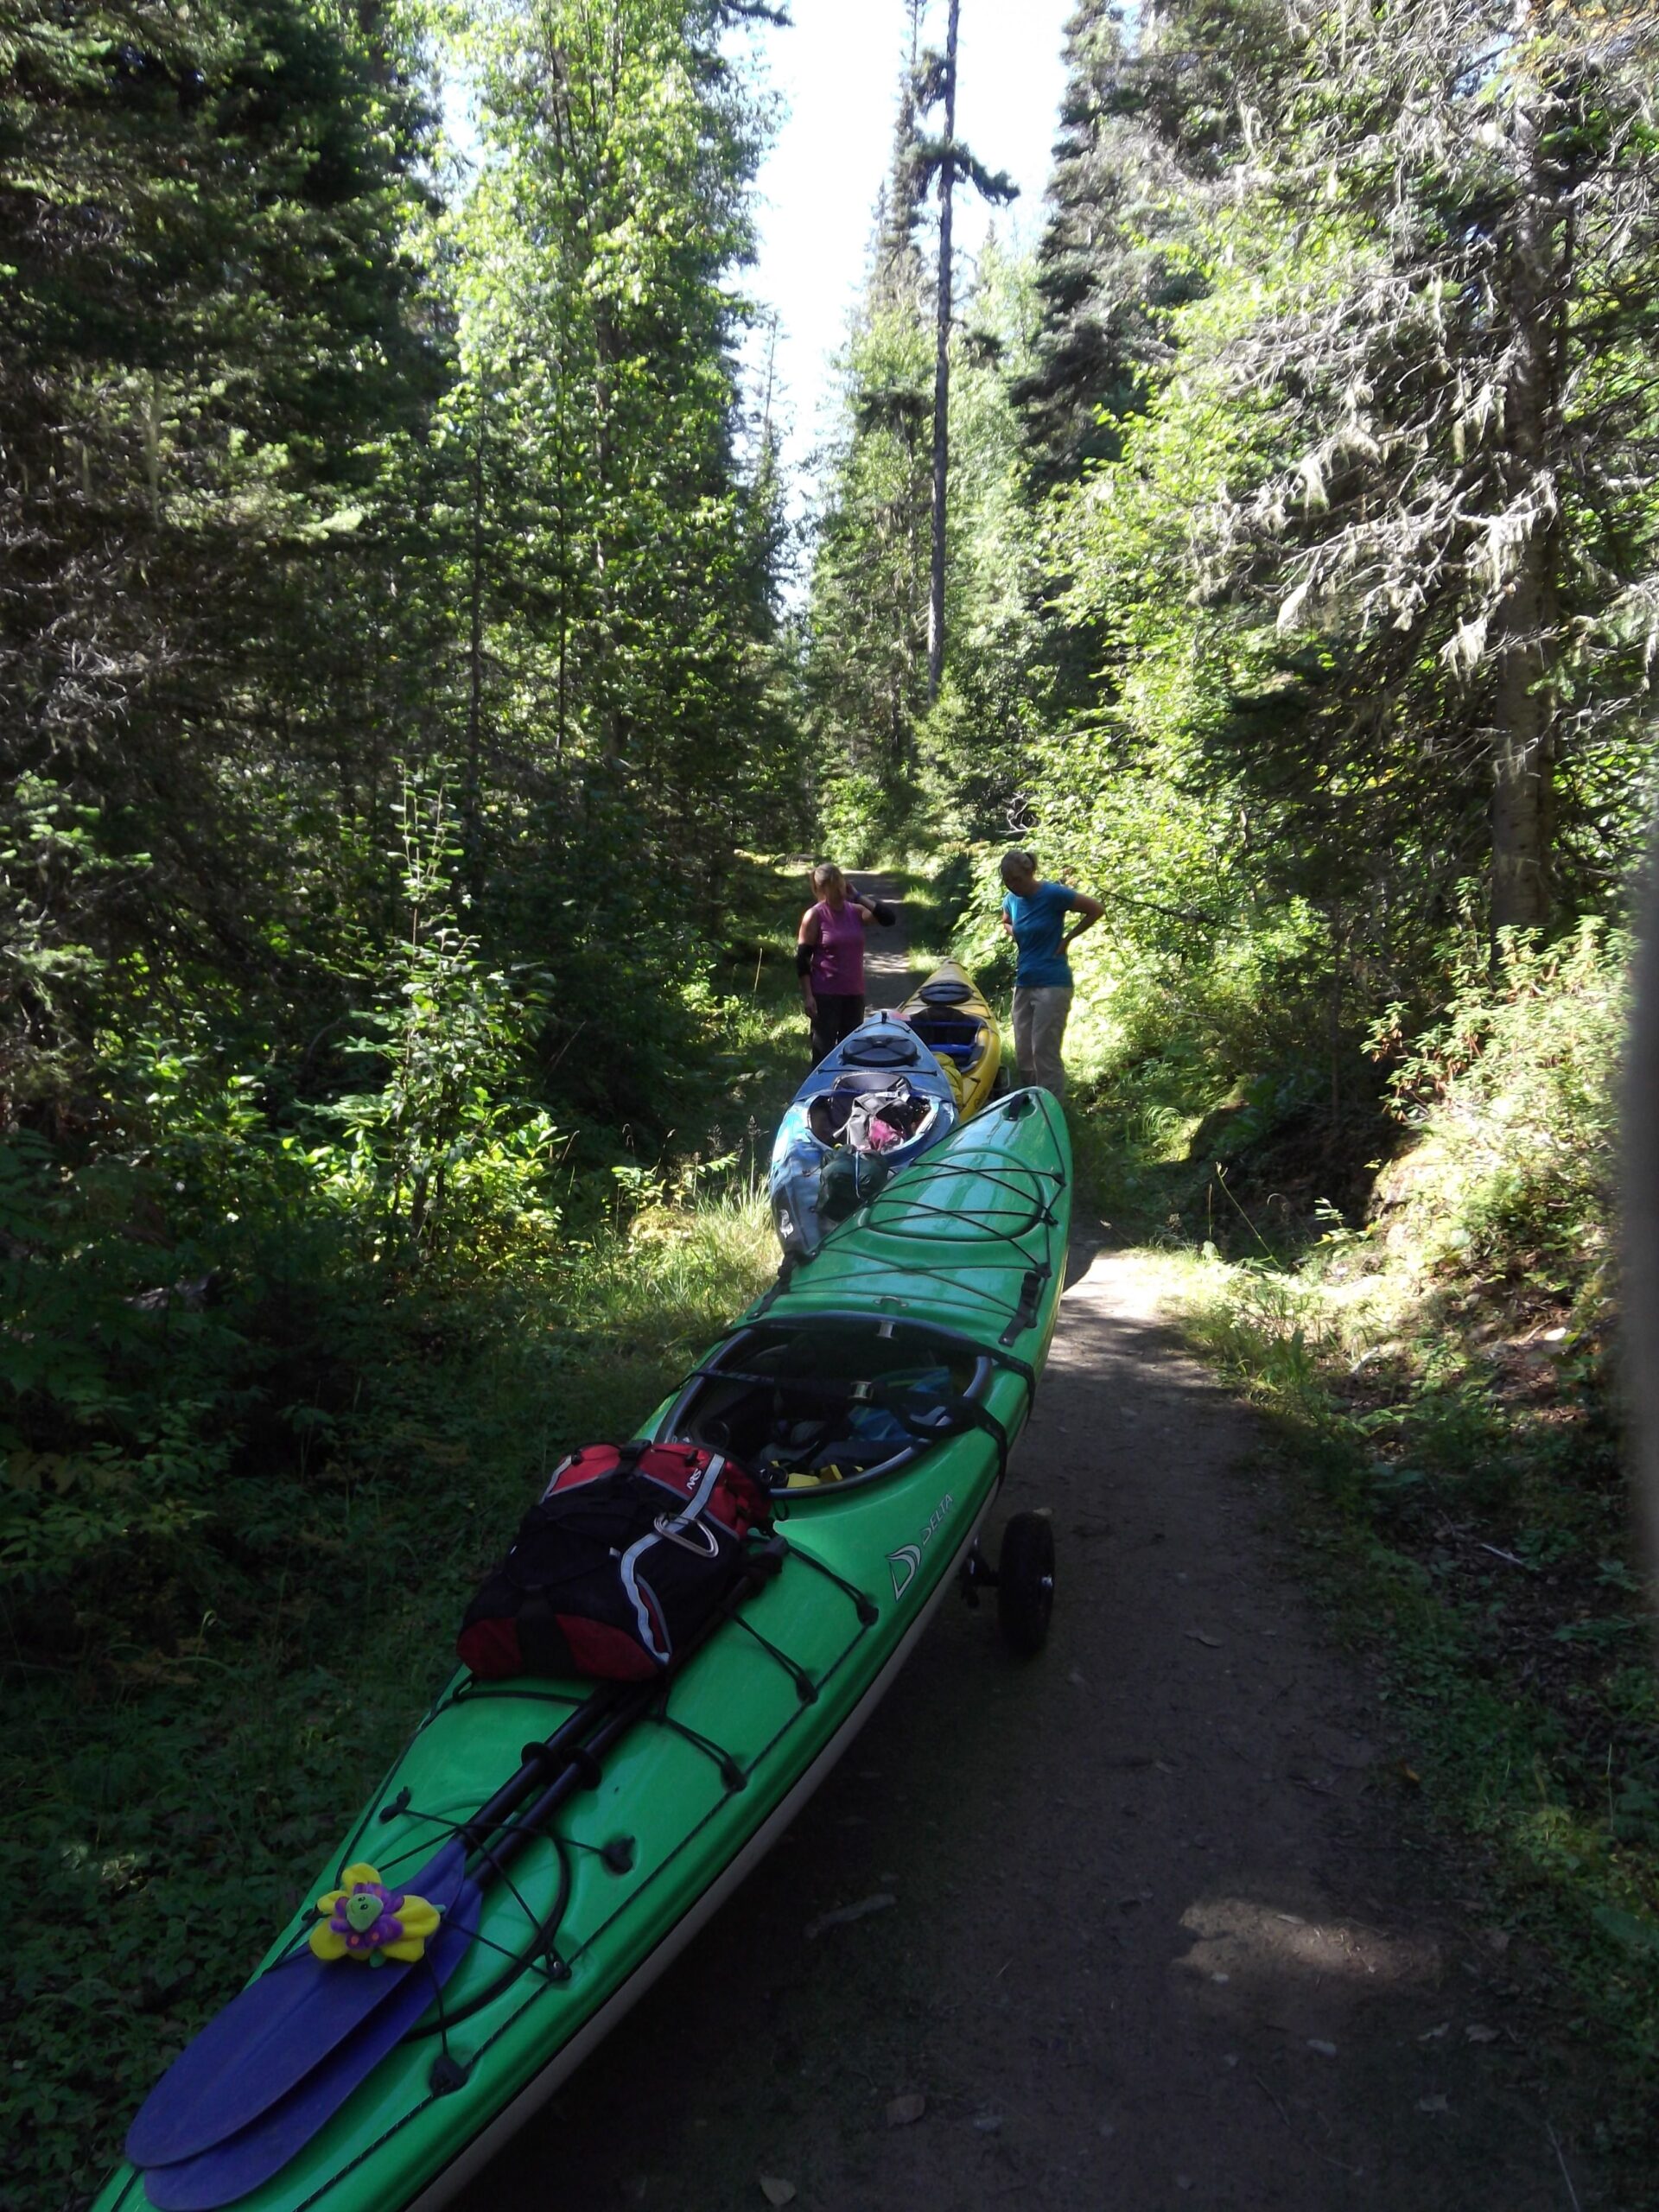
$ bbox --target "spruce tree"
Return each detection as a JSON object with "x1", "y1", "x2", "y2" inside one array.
[
  {"x1": 0, "y1": 0, "x2": 439, "y2": 1101},
  {"x1": 1201, "y1": 0, "x2": 1659, "y2": 929},
  {"x1": 802, "y1": 24, "x2": 938, "y2": 795},
  {"x1": 1014, "y1": 2, "x2": 1193, "y2": 494}
]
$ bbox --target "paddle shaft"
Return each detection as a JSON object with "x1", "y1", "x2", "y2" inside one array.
[
  {"x1": 450, "y1": 1681, "x2": 632, "y2": 1855},
  {"x1": 478, "y1": 1683, "x2": 659, "y2": 1884}
]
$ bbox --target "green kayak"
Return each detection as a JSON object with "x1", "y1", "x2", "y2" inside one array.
[{"x1": 99, "y1": 1089, "x2": 1071, "y2": 2212}]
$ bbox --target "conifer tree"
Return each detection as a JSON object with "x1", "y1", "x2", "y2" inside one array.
[
  {"x1": 0, "y1": 0, "x2": 440, "y2": 1096},
  {"x1": 1014, "y1": 2, "x2": 1192, "y2": 494},
  {"x1": 1197, "y1": 0, "x2": 1659, "y2": 930},
  {"x1": 803, "y1": 23, "x2": 937, "y2": 797},
  {"x1": 0, "y1": 0, "x2": 791, "y2": 1123}
]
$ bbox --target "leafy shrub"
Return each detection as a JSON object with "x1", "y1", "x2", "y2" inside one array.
[
  {"x1": 1366, "y1": 918, "x2": 1626, "y2": 1297},
  {"x1": 0, "y1": 1130, "x2": 246, "y2": 1599},
  {"x1": 813, "y1": 764, "x2": 914, "y2": 864}
]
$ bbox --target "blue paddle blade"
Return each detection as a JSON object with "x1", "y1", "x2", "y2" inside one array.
[
  {"x1": 125, "y1": 1838, "x2": 469, "y2": 2170},
  {"x1": 138, "y1": 1878, "x2": 484, "y2": 2211}
]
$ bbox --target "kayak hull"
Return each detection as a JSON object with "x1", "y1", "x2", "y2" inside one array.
[
  {"x1": 893, "y1": 958, "x2": 1003, "y2": 1120},
  {"x1": 99, "y1": 1093, "x2": 1071, "y2": 2212}
]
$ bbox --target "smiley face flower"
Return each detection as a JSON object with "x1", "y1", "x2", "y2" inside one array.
[{"x1": 309, "y1": 1863, "x2": 440, "y2": 1966}]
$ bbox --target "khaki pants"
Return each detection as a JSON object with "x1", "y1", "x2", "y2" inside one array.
[{"x1": 1012, "y1": 984, "x2": 1074, "y2": 1098}]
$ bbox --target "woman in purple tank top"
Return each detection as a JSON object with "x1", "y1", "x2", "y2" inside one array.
[{"x1": 796, "y1": 862, "x2": 895, "y2": 1066}]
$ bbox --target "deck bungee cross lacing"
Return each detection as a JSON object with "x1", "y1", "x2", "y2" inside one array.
[
  {"x1": 785, "y1": 1167, "x2": 1067, "y2": 1344},
  {"x1": 120, "y1": 1522, "x2": 887, "y2": 2212},
  {"x1": 770, "y1": 1089, "x2": 1069, "y2": 1307}
]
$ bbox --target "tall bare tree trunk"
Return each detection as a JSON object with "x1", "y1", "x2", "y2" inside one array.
[
  {"x1": 463, "y1": 419, "x2": 486, "y2": 889},
  {"x1": 1490, "y1": 69, "x2": 1563, "y2": 933},
  {"x1": 926, "y1": 0, "x2": 960, "y2": 705},
  {"x1": 1625, "y1": 823, "x2": 1659, "y2": 1624}
]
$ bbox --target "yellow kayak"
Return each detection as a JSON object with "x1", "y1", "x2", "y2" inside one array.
[{"x1": 893, "y1": 959, "x2": 1004, "y2": 1118}]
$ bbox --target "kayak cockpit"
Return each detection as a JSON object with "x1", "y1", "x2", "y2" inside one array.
[
  {"x1": 804, "y1": 1071, "x2": 950, "y2": 1154},
  {"x1": 655, "y1": 1317, "x2": 1002, "y2": 1494},
  {"x1": 899, "y1": 1004, "x2": 992, "y2": 1078},
  {"x1": 890, "y1": 967, "x2": 1002, "y2": 1116}
]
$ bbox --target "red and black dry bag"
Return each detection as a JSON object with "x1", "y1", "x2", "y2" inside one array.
[{"x1": 456, "y1": 1442, "x2": 772, "y2": 1682}]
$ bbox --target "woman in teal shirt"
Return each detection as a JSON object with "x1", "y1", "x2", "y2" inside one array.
[{"x1": 998, "y1": 849, "x2": 1103, "y2": 1098}]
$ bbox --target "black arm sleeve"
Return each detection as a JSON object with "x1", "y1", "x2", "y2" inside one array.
[
  {"x1": 795, "y1": 942, "x2": 815, "y2": 978},
  {"x1": 867, "y1": 899, "x2": 895, "y2": 926}
]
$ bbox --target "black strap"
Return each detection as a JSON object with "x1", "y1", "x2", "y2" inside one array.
[
  {"x1": 882, "y1": 1386, "x2": 1014, "y2": 1481},
  {"x1": 1000, "y1": 1268, "x2": 1049, "y2": 1347}
]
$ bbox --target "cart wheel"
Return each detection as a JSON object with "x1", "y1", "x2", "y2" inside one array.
[
  {"x1": 990, "y1": 1060, "x2": 1011, "y2": 1099},
  {"x1": 997, "y1": 1511, "x2": 1055, "y2": 1656}
]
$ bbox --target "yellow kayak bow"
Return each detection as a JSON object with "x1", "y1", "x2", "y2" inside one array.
[{"x1": 893, "y1": 959, "x2": 1004, "y2": 1119}]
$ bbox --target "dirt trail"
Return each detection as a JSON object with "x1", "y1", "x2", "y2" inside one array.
[
  {"x1": 463, "y1": 1254, "x2": 1588, "y2": 2212},
  {"x1": 458, "y1": 877, "x2": 1594, "y2": 2212},
  {"x1": 849, "y1": 870, "x2": 918, "y2": 1004}
]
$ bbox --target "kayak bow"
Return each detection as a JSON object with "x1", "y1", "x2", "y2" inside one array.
[
  {"x1": 893, "y1": 958, "x2": 1004, "y2": 1119},
  {"x1": 768, "y1": 1009, "x2": 958, "y2": 1259}
]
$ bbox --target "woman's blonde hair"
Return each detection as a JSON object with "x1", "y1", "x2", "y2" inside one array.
[{"x1": 811, "y1": 861, "x2": 844, "y2": 894}]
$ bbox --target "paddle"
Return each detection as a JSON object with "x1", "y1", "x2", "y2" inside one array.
[
  {"x1": 126, "y1": 1684, "x2": 628, "y2": 2170},
  {"x1": 124, "y1": 1836, "x2": 470, "y2": 2171},
  {"x1": 138, "y1": 1878, "x2": 486, "y2": 2212},
  {"x1": 135, "y1": 1685, "x2": 658, "y2": 2209}
]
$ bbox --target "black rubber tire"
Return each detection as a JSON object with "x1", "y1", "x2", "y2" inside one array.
[
  {"x1": 996, "y1": 1510, "x2": 1055, "y2": 1656},
  {"x1": 990, "y1": 1058, "x2": 1011, "y2": 1099}
]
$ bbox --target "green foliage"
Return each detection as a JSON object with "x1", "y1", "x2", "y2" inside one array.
[
  {"x1": 804, "y1": 295, "x2": 935, "y2": 805},
  {"x1": 326, "y1": 781, "x2": 556, "y2": 1257},
  {"x1": 0, "y1": 1122, "x2": 245, "y2": 1595},
  {"x1": 1365, "y1": 919, "x2": 1627, "y2": 1292},
  {"x1": 1017, "y1": 0, "x2": 1659, "y2": 989},
  {"x1": 2, "y1": 0, "x2": 445, "y2": 1112}
]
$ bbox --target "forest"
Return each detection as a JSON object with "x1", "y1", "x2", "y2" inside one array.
[{"x1": 4, "y1": 0, "x2": 1659, "y2": 2199}]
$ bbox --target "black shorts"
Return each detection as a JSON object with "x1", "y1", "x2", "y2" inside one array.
[{"x1": 809, "y1": 993, "x2": 864, "y2": 1067}]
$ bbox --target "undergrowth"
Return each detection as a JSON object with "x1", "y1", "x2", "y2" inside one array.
[{"x1": 1147, "y1": 924, "x2": 1659, "y2": 2152}]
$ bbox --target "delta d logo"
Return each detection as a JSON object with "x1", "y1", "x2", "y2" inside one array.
[
  {"x1": 887, "y1": 1545, "x2": 922, "y2": 1599},
  {"x1": 886, "y1": 1491, "x2": 956, "y2": 1599}
]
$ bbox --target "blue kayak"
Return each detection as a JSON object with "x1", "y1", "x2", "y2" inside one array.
[{"x1": 768, "y1": 1011, "x2": 959, "y2": 1260}]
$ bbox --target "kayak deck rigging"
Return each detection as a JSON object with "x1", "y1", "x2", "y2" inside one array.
[
  {"x1": 764, "y1": 1094, "x2": 1069, "y2": 1344},
  {"x1": 124, "y1": 1526, "x2": 888, "y2": 2212}
]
